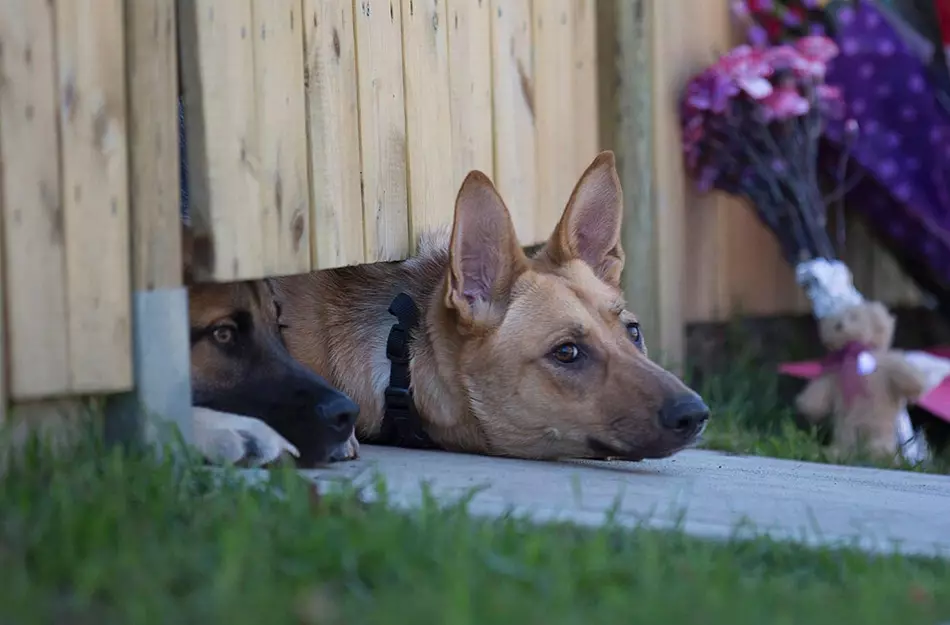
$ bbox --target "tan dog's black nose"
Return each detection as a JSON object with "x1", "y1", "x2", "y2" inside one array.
[{"x1": 659, "y1": 394, "x2": 710, "y2": 433}]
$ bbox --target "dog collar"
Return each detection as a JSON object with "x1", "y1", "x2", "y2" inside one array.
[{"x1": 377, "y1": 292, "x2": 439, "y2": 449}]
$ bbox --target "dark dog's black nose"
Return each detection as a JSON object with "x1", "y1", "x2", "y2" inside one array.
[
  {"x1": 658, "y1": 394, "x2": 710, "y2": 433},
  {"x1": 318, "y1": 395, "x2": 359, "y2": 433}
]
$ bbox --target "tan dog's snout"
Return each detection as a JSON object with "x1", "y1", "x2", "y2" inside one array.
[{"x1": 657, "y1": 393, "x2": 710, "y2": 437}]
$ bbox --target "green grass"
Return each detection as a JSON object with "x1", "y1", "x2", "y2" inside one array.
[{"x1": 2, "y1": 432, "x2": 950, "y2": 625}]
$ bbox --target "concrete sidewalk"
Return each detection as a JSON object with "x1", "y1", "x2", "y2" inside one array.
[{"x1": 296, "y1": 446, "x2": 950, "y2": 557}]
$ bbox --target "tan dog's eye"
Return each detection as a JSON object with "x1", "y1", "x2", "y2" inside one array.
[
  {"x1": 211, "y1": 325, "x2": 236, "y2": 345},
  {"x1": 552, "y1": 343, "x2": 580, "y2": 364}
]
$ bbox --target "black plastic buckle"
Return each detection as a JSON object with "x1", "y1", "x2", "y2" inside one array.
[{"x1": 384, "y1": 386, "x2": 413, "y2": 411}]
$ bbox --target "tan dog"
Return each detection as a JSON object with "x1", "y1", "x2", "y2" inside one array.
[{"x1": 264, "y1": 152, "x2": 710, "y2": 460}]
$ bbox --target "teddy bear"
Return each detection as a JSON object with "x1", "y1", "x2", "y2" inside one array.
[{"x1": 794, "y1": 300, "x2": 932, "y2": 461}]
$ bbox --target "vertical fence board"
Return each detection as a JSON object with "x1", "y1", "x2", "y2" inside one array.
[
  {"x1": 254, "y1": 0, "x2": 312, "y2": 276},
  {"x1": 178, "y1": 0, "x2": 264, "y2": 282},
  {"x1": 447, "y1": 0, "x2": 493, "y2": 188},
  {"x1": 0, "y1": 128, "x2": 5, "y2": 423},
  {"x1": 56, "y1": 0, "x2": 133, "y2": 392},
  {"x1": 676, "y1": 7, "x2": 736, "y2": 324},
  {"x1": 610, "y1": 0, "x2": 690, "y2": 364},
  {"x1": 126, "y1": 0, "x2": 182, "y2": 291},
  {"x1": 490, "y1": 0, "x2": 537, "y2": 244},
  {"x1": 871, "y1": 245, "x2": 922, "y2": 306},
  {"x1": 573, "y1": 0, "x2": 599, "y2": 173},
  {"x1": 303, "y1": 0, "x2": 365, "y2": 269},
  {"x1": 533, "y1": 0, "x2": 575, "y2": 237},
  {"x1": 401, "y1": 0, "x2": 455, "y2": 246},
  {"x1": 353, "y1": 0, "x2": 410, "y2": 262},
  {"x1": 0, "y1": 0, "x2": 71, "y2": 399}
]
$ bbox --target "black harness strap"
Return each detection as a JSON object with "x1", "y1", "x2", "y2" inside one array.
[{"x1": 379, "y1": 292, "x2": 439, "y2": 449}]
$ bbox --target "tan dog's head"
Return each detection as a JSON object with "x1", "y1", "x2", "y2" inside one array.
[
  {"x1": 442, "y1": 151, "x2": 709, "y2": 460},
  {"x1": 184, "y1": 235, "x2": 359, "y2": 466}
]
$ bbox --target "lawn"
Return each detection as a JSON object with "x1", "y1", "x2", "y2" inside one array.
[{"x1": 1, "y1": 431, "x2": 949, "y2": 625}]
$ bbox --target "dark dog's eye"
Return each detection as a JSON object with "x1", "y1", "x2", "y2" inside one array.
[
  {"x1": 211, "y1": 325, "x2": 236, "y2": 345},
  {"x1": 552, "y1": 342, "x2": 580, "y2": 364},
  {"x1": 626, "y1": 322, "x2": 642, "y2": 345}
]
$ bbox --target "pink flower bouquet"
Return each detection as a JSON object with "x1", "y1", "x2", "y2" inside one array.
[{"x1": 680, "y1": 36, "x2": 850, "y2": 263}]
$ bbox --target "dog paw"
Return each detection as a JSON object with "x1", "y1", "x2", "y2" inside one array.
[
  {"x1": 329, "y1": 431, "x2": 360, "y2": 462},
  {"x1": 193, "y1": 408, "x2": 300, "y2": 467}
]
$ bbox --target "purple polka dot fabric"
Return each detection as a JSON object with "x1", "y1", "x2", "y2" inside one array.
[{"x1": 823, "y1": 0, "x2": 950, "y2": 290}]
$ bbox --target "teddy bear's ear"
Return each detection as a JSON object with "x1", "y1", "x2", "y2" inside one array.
[{"x1": 866, "y1": 301, "x2": 896, "y2": 348}]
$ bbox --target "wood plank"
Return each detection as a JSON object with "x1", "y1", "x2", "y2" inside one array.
[
  {"x1": 648, "y1": 0, "x2": 686, "y2": 360},
  {"x1": 595, "y1": 0, "x2": 618, "y2": 153},
  {"x1": 871, "y1": 242, "x2": 923, "y2": 306},
  {"x1": 612, "y1": 0, "x2": 660, "y2": 346},
  {"x1": 353, "y1": 0, "x2": 410, "y2": 262},
  {"x1": 844, "y1": 213, "x2": 876, "y2": 298},
  {"x1": 490, "y1": 0, "x2": 537, "y2": 244},
  {"x1": 722, "y1": 206, "x2": 790, "y2": 317},
  {"x1": 125, "y1": 0, "x2": 183, "y2": 291},
  {"x1": 254, "y1": 0, "x2": 312, "y2": 275},
  {"x1": 178, "y1": 0, "x2": 264, "y2": 282},
  {"x1": 533, "y1": 0, "x2": 576, "y2": 237},
  {"x1": 0, "y1": 119, "x2": 5, "y2": 424},
  {"x1": 401, "y1": 0, "x2": 455, "y2": 246},
  {"x1": 612, "y1": 0, "x2": 689, "y2": 364},
  {"x1": 302, "y1": 0, "x2": 365, "y2": 269},
  {"x1": 447, "y1": 0, "x2": 493, "y2": 187},
  {"x1": 573, "y1": 0, "x2": 599, "y2": 172},
  {"x1": 55, "y1": 0, "x2": 133, "y2": 393},
  {"x1": 1, "y1": 399, "x2": 94, "y2": 468},
  {"x1": 0, "y1": 0, "x2": 71, "y2": 399},
  {"x1": 672, "y1": 3, "x2": 736, "y2": 324}
]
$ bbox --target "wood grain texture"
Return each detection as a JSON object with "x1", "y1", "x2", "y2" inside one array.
[
  {"x1": 125, "y1": 0, "x2": 183, "y2": 291},
  {"x1": 612, "y1": 0, "x2": 691, "y2": 364},
  {"x1": 533, "y1": 0, "x2": 576, "y2": 238},
  {"x1": 0, "y1": 110, "x2": 5, "y2": 423},
  {"x1": 447, "y1": 0, "x2": 493, "y2": 187},
  {"x1": 353, "y1": 0, "x2": 410, "y2": 262},
  {"x1": 573, "y1": 0, "x2": 600, "y2": 172},
  {"x1": 178, "y1": 0, "x2": 264, "y2": 282},
  {"x1": 303, "y1": 0, "x2": 365, "y2": 269},
  {"x1": 490, "y1": 0, "x2": 537, "y2": 244},
  {"x1": 1, "y1": 399, "x2": 95, "y2": 466},
  {"x1": 56, "y1": 0, "x2": 133, "y2": 392},
  {"x1": 0, "y1": 0, "x2": 71, "y2": 399},
  {"x1": 401, "y1": 0, "x2": 455, "y2": 247},
  {"x1": 254, "y1": 0, "x2": 312, "y2": 275},
  {"x1": 844, "y1": 214, "x2": 922, "y2": 307}
]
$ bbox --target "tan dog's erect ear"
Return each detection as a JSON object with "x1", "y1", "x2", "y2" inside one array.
[
  {"x1": 446, "y1": 171, "x2": 527, "y2": 328},
  {"x1": 543, "y1": 151, "x2": 625, "y2": 287}
]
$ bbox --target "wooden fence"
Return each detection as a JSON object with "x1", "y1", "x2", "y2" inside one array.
[
  {"x1": 0, "y1": 0, "x2": 925, "y2": 427},
  {"x1": 0, "y1": 0, "x2": 599, "y2": 424},
  {"x1": 179, "y1": 0, "x2": 599, "y2": 281}
]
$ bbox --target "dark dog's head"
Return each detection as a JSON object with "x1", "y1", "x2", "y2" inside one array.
[{"x1": 187, "y1": 278, "x2": 358, "y2": 466}]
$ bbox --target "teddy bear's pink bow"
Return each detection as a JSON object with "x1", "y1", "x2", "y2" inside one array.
[{"x1": 821, "y1": 340, "x2": 872, "y2": 407}]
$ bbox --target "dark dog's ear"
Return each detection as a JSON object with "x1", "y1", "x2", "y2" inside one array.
[
  {"x1": 446, "y1": 171, "x2": 527, "y2": 330},
  {"x1": 540, "y1": 151, "x2": 624, "y2": 288}
]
